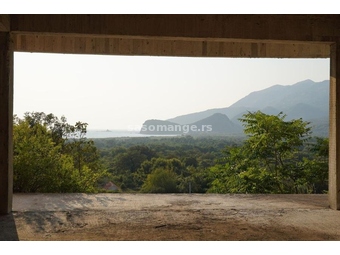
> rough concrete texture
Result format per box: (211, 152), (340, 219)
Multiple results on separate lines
(1, 193), (340, 240)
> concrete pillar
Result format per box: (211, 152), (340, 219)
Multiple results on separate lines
(0, 32), (13, 214)
(329, 43), (340, 210)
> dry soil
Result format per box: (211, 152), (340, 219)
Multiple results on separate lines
(1, 193), (340, 241)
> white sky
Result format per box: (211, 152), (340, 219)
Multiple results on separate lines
(14, 53), (330, 130)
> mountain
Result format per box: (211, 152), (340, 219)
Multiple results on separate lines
(189, 113), (242, 135)
(230, 79), (329, 112)
(285, 103), (326, 120)
(141, 79), (330, 137)
(167, 108), (226, 125)
(167, 106), (251, 125)
(170, 79), (329, 136)
(140, 119), (183, 135)
(170, 79), (328, 124)
(140, 114), (242, 136)
(308, 116), (329, 137)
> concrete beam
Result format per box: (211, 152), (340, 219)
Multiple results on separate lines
(329, 43), (340, 210)
(9, 15), (340, 43)
(0, 32), (13, 214)
(12, 34), (330, 58)
(0, 15), (10, 32)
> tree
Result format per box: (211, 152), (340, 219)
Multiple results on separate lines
(107, 145), (156, 190)
(208, 111), (313, 194)
(133, 157), (186, 190)
(177, 165), (209, 193)
(13, 112), (107, 193)
(300, 137), (328, 193)
(22, 112), (88, 147)
(14, 119), (64, 192)
(240, 111), (312, 193)
(208, 145), (275, 193)
(141, 168), (178, 193)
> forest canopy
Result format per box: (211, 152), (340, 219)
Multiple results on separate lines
(13, 111), (328, 194)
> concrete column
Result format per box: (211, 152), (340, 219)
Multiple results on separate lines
(0, 32), (13, 214)
(329, 43), (340, 210)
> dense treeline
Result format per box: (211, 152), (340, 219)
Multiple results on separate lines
(97, 136), (242, 193)
(97, 111), (328, 194)
(13, 111), (328, 194)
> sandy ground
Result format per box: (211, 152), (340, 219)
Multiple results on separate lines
(1, 193), (340, 241)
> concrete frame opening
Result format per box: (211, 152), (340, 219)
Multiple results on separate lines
(1, 15), (340, 214)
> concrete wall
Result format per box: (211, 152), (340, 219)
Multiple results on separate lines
(9, 15), (340, 42)
(0, 32), (13, 214)
(12, 34), (330, 58)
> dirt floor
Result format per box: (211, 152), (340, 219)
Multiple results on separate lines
(1, 193), (340, 241)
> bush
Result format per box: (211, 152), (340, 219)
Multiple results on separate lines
(141, 168), (178, 193)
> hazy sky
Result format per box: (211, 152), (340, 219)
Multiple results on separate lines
(14, 52), (330, 130)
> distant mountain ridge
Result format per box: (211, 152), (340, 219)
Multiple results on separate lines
(140, 79), (329, 137)
(140, 113), (243, 135)
(230, 79), (329, 111)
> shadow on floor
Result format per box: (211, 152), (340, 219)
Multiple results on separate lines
(0, 213), (19, 241)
